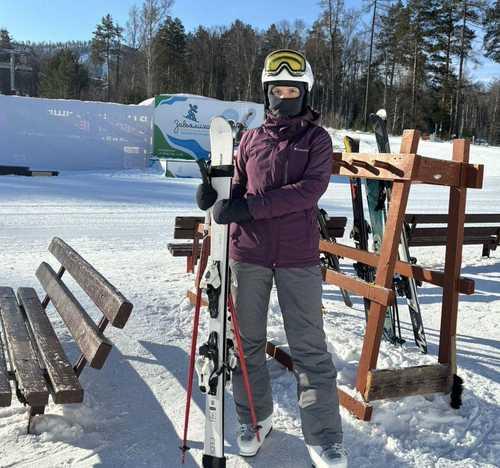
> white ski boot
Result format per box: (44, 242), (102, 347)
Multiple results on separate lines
(237, 414), (273, 457)
(307, 443), (348, 467)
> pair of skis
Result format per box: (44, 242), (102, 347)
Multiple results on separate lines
(347, 111), (427, 353)
(346, 134), (401, 342)
(181, 117), (259, 467)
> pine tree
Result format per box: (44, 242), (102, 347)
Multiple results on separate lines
(154, 17), (187, 94)
(261, 24), (283, 56)
(452, 0), (486, 137)
(484, 0), (500, 63)
(40, 49), (89, 99)
(304, 20), (329, 116)
(426, 0), (461, 137)
(320, 0), (345, 122)
(406, 0), (435, 128)
(375, 0), (410, 130)
(0, 29), (13, 49)
(91, 14), (123, 101)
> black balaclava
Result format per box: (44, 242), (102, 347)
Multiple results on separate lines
(266, 81), (307, 118)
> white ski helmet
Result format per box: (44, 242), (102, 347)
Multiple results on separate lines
(261, 49), (314, 92)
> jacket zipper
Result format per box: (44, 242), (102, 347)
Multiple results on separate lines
(283, 154), (289, 185)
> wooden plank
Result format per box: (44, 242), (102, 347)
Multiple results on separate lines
(0, 287), (49, 406)
(28, 171), (59, 177)
(196, 223), (206, 236)
(17, 288), (83, 404)
(332, 151), (483, 188)
(36, 263), (112, 369)
(0, 165), (30, 176)
(365, 364), (451, 401)
(0, 322), (12, 406)
(265, 342), (373, 421)
(439, 140), (470, 367)
(332, 152), (415, 181)
(326, 216), (348, 228)
(325, 228), (345, 239)
(338, 388), (373, 421)
(319, 240), (475, 295)
(408, 236), (497, 247)
(48, 237), (133, 329)
(174, 216), (205, 229)
(174, 229), (198, 240)
(167, 243), (195, 257)
(463, 163), (484, 189)
(405, 213), (500, 224)
(323, 269), (394, 306)
(356, 130), (419, 395)
(266, 341), (293, 369)
(411, 226), (500, 239)
(187, 289), (208, 307)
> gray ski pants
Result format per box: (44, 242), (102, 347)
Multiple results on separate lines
(229, 260), (343, 446)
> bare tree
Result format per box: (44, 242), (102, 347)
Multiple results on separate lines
(126, 5), (141, 49)
(131, 0), (174, 97)
(320, 0), (344, 122)
(363, 0), (378, 129)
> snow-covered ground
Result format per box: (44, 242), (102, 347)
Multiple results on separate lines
(0, 134), (499, 467)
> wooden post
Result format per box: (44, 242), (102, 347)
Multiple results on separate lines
(355, 130), (420, 394)
(439, 139), (470, 368)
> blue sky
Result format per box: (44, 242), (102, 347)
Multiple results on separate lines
(1, 0), (498, 82)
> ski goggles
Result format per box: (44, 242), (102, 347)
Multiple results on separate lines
(264, 49), (307, 76)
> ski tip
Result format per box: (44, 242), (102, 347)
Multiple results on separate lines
(376, 108), (387, 120)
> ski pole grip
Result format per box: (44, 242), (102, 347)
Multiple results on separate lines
(197, 159), (211, 185)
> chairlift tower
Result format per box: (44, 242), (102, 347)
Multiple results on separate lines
(0, 47), (33, 94)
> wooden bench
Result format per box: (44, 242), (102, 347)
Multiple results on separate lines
(168, 214), (348, 272)
(0, 237), (133, 433)
(405, 213), (500, 257)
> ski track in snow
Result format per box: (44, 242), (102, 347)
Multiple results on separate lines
(0, 133), (499, 467)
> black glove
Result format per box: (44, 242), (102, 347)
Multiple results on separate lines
(196, 182), (218, 210)
(212, 199), (253, 224)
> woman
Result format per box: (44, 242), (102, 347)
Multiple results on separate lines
(197, 49), (347, 468)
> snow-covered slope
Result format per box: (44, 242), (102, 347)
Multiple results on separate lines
(0, 136), (498, 467)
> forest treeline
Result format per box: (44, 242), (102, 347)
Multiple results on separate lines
(1, 0), (499, 143)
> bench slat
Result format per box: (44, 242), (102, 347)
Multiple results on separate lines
(174, 229), (199, 240)
(36, 263), (112, 369)
(48, 237), (133, 328)
(410, 226), (500, 238)
(325, 228), (345, 238)
(325, 216), (347, 229)
(0, 287), (49, 406)
(409, 236), (497, 247)
(174, 216), (205, 230)
(17, 288), (84, 404)
(167, 243), (195, 256)
(406, 213), (500, 224)
(0, 323), (12, 407)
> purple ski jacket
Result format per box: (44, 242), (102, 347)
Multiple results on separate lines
(229, 108), (333, 268)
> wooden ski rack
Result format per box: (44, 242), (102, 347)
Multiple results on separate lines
(184, 130), (484, 422)
(318, 130), (483, 420)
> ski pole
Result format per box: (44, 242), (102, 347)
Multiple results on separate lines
(180, 231), (210, 463)
(227, 293), (261, 442)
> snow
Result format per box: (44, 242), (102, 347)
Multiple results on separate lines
(0, 135), (499, 467)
